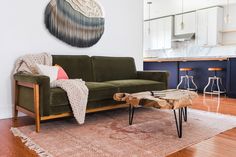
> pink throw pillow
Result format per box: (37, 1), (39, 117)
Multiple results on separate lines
(55, 64), (69, 80)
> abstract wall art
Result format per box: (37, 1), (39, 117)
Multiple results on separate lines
(45, 0), (105, 47)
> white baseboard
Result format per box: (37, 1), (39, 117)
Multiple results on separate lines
(0, 106), (25, 120)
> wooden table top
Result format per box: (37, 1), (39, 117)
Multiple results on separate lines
(114, 89), (198, 109)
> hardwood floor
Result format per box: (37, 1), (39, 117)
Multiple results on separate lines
(0, 117), (37, 157)
(0, 95), (236, 157)
(168, 95), (236, 157)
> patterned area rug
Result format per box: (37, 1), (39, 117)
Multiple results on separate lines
(11, 108), (236, 157)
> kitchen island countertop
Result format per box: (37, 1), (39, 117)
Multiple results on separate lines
(143, 56), (235, 62)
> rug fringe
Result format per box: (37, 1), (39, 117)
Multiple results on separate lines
(10, 127), (53, 157)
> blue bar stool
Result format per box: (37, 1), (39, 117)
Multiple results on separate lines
(177, 68), (198, 91)
(203, 68), (226, 96)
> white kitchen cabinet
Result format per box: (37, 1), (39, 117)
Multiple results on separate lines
(163, 17), (172, 49)
(144, 16), (173, 50)
(196, 9), (208, 46)
(196, 7), (223, 46)
(143, 22), (151, 51)
(175, 12), (196, 35)
(152, 19), (164, 50)
(144, 21), (160, 50)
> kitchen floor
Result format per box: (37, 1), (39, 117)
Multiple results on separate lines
(0, 95), (236, 157)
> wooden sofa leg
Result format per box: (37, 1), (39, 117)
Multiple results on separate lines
(34, 84), (40, 133)
(14, 81), (19, 121)
(14, 108), (18, 121)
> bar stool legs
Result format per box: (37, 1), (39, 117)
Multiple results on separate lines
(203, 68), (226, 96)
(203, 76), (226, 96)
(177, 68), (198, 91)
(177, 75), (198, 91)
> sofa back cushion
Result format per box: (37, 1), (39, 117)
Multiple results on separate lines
(52, 55), (94, 81)
(92, 56), (137, 82)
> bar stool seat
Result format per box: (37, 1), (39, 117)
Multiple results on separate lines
(204, 67), (226, 96)
(177, 67), (198, 91)
(180, 68), (193, 72)
(208, 68), (223, 71)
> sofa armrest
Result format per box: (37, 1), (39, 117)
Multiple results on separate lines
(14, 73), (50, 116)
(137, 71), (169, 89)
(14, 73), (50, 85)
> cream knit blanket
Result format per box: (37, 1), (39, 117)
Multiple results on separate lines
(14, 53), (89, 124)
(14, 53), (52, 74)
(51, 79), (88, 124)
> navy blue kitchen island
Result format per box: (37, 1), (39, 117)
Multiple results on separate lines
(144, 57), (236, 98)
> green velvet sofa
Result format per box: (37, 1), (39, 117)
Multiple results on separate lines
(14, 55), (169, 132)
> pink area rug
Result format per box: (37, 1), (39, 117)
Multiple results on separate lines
(11, 108), (236, 157)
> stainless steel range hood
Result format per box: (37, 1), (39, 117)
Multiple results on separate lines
(172, 33), (195, 42)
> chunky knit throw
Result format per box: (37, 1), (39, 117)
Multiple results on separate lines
(14, 53), (52, 74)
(51, 79), (88, 124)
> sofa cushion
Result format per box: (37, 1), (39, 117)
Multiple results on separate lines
(50, 88), (69, 107)
(49, 82), (118, 107)
(52, 55), (94, 81)
(91, 56), (137, 82)
(105, 79), (166, 93)
(85, 82), (118, 101)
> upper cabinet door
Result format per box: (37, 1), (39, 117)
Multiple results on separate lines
(196, 9), (208, 46)
(152, 19), (165, 50)
(207, 7), (223, 46)
(143, 19), (164, 50)
(164, 16), (173, 49)
(175, 12), (196, 35)
(143, 20), (162, 50)
(143, 16), (173, 51)
(196, 7), (223, 46)
(143, 22), (151, 51)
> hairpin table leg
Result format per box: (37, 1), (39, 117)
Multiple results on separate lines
(182, 107), (187, 122)
(173, 108), (183, 138)
(129, 104), (135, 125)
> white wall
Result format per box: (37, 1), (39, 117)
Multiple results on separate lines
(0, 0), (143, 119)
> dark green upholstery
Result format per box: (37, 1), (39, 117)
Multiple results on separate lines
(18, 86), (34, 112)
(105, 79), (166, 93)
(50, 82), (118, 107)
(13, 56), (169, 117)
(50, 88), (69, 107)
(14, 73), (50, 116)
(137, 71), (169, 89)
(85, 82), (118, 101)
(91, 56), (137, 81)
(52, 55), (94, 81)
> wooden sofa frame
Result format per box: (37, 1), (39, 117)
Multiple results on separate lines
(14, 80), (128, 133)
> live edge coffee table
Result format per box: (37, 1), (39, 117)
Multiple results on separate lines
(114, 89), (198, 138)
